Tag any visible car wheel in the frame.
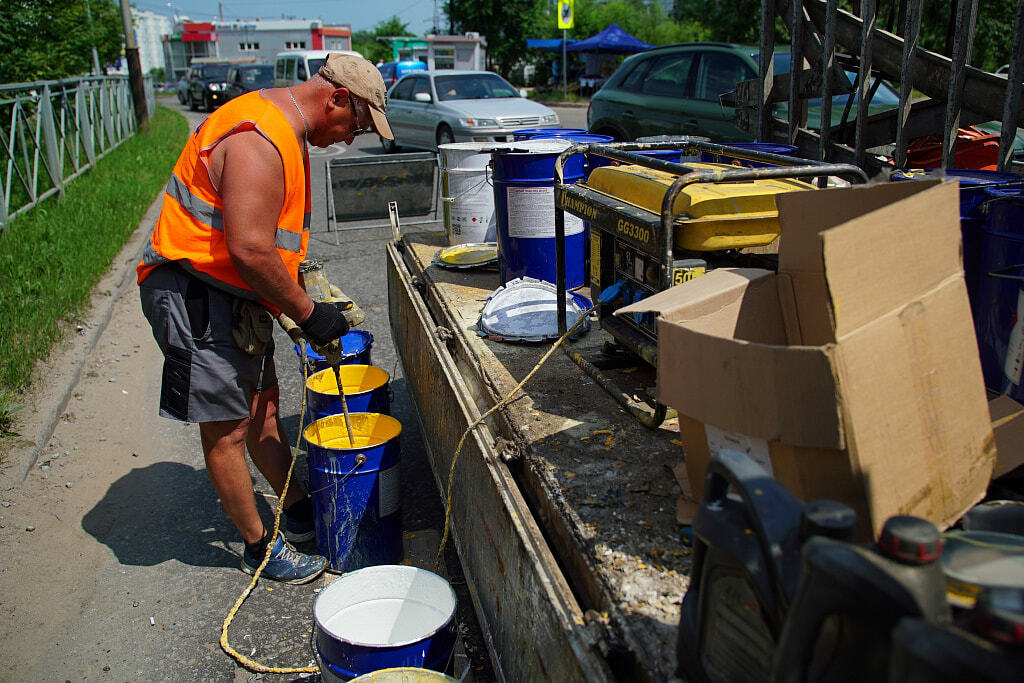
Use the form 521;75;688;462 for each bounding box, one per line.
381;136;399;154
188;92;198;111
436;125;455;147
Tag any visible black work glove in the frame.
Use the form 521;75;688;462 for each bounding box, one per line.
298;300;351;346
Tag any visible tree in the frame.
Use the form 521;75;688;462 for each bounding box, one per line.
444;0;549;76
0;0;123;83
352;16;418;65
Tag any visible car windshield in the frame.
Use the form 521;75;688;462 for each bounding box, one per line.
242;66;274;85
764;52;900;107
434;74;520;101
204;64;230;80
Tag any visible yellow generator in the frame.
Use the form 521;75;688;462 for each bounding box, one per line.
553;142;867;360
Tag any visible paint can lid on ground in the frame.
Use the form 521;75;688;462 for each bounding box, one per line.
432;243;498;269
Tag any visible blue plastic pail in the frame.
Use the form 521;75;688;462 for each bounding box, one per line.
491;139;586;287
313;565;457;681
975;192;1024;399
304;413;403;573
891;168;1023;217
304;365;391;424
700;142;798;167
293;330;374;375
891;171;1024;311
512;127;585;141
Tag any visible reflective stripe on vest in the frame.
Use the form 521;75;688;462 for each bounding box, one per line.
165;173;307;252
137;92;310;301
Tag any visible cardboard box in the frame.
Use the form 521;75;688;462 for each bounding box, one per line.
990;394;1024;479
619;179;995;538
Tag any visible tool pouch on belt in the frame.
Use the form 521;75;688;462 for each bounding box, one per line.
232;299;274;356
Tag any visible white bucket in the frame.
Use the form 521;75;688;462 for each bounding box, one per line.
439;142;515;246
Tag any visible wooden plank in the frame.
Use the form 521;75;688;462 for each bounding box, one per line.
942;0;979;167
387;242;614;682
894;0;923;168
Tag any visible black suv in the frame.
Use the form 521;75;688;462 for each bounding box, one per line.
187;62;231;112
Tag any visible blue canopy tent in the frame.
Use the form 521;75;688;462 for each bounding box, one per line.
565;24;652;92
526;38;577;51
565;23;653;54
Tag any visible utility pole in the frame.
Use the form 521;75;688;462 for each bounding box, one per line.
119;0;149;130
84;0;102;75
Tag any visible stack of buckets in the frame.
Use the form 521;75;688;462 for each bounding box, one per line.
892;169;1024;401
296;333;460;680
438;129;617;289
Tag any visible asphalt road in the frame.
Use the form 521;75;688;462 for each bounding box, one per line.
0;94;586;681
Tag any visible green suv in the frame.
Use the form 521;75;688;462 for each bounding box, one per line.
587;42;760;142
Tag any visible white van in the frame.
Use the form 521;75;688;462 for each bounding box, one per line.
273;50;361;88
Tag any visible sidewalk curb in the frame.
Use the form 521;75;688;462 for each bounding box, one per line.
1;194;163;491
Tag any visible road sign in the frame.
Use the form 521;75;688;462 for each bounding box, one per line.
557;0;574;29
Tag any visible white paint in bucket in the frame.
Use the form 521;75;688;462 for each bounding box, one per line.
439;142;516;245
314;565;456;646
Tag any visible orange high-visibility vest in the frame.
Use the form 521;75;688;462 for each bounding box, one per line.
137;92;310;304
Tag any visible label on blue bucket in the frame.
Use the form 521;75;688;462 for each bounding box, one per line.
379;464;401;517
506;186;583;237
1005;289;1024;386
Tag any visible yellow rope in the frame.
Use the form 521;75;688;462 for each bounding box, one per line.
220;344;319;675
434;305;595;571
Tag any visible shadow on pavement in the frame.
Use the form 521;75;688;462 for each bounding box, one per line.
82;461;273;568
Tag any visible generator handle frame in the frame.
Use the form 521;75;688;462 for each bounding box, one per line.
553;141;868;336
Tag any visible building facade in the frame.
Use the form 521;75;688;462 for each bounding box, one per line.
163;19;352;79
385;33;486;71
133;9;174;76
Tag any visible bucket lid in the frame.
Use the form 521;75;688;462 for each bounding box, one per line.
349;668;458;682
941;530;1024;604
477;277;591;342
293;329;373;362
432;242;498;269
636;135;710;144
492;139;572;155
894;168;1024;187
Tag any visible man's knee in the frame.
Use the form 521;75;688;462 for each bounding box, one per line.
200;417;250;454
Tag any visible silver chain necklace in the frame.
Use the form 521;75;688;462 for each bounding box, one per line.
286;87;308;144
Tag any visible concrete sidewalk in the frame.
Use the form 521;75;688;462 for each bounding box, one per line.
0;106;492;679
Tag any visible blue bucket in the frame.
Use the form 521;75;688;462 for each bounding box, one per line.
313;565;458;681
512;127;585;141
975;192;1024;399
891;171;1024;311
891;168;1024;217
304;365;391;424
700;142;798;167
293;330;374;375
491;139;586;287
304;413;403;572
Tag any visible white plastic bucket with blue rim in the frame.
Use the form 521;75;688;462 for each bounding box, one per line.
313;565;458;681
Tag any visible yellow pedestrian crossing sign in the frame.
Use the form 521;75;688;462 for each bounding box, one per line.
558;0;574;29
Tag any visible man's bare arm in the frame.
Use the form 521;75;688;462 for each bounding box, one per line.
217;129;313;321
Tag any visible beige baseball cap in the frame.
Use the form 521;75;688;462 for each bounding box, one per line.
319;53;394;139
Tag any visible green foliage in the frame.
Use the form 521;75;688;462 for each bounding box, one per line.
352;16;419;65
0;105;188;395
445;0;549;76
149;67;167;82
0;0;123;83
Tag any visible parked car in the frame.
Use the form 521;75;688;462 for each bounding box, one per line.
274;50;361;88
225;64;275;101
176;73;190;104
378;59;427;87
587;42;900;142
381;70;559;153
187;62;231;112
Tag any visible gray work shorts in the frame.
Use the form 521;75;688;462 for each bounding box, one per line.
140;265;277;423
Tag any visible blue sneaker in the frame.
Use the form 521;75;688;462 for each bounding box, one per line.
241;531;327;584
282;510;315;543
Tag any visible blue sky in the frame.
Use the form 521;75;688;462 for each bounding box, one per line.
132;0;443;34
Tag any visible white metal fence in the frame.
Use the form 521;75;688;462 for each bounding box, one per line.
0;75;153;231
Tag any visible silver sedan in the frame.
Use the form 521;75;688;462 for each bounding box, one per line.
380;70;559;153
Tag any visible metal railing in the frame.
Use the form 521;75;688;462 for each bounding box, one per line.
0;75;153;231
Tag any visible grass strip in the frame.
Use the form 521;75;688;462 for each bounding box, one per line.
0;104;188;418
